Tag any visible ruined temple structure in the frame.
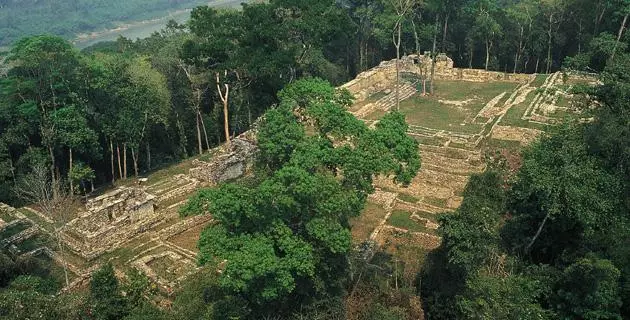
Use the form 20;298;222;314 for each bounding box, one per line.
59;130;259;261
342;53;531;103
189;131;258;185
61;187;160;260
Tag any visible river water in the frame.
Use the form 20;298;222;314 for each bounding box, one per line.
73;0;244;49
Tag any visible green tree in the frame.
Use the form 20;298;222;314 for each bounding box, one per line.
589;32;626;70
553;257;622;320
457;274;553;320
117;57;171;177
50;105;98;194
181;79;419;316
438;170;505;277
68;162;96;195
506;1;536;73
503;126;624;263
470;0;503;70
6;35;82;194
123;268;155;310
89;264;128;320
0;287;61;320
540;0;567;73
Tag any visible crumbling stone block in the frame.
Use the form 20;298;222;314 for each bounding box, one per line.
342;54;530;103
62;187;160;260
189;136;258;185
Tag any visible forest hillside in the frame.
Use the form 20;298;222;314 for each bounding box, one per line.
1;0;630;319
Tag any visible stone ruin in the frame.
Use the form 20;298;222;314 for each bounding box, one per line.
61;187;160;260
0;203;63;274
189;132;258;185
57;130;258;261
0;203;38;253
342;53;531;103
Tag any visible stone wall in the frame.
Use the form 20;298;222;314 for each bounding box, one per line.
189;134;258;185
342;55;427;102
342;54;531;102
158;214;214;240
62;187;161;260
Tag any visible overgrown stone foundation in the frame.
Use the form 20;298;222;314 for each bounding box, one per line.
342;54;531;103
56;130;258;262
62;187;159;260
189;134;257;185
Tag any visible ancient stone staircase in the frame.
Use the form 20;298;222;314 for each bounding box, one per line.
353;82;417;118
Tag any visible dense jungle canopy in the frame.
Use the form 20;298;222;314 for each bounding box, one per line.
1;0;630;319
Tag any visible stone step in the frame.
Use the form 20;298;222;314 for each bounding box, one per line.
422;152;484;171
419;144;481;159
423;163;483;176
416;168;470;188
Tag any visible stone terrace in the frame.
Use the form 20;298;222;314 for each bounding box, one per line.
345;55;592;256
2;132;258;293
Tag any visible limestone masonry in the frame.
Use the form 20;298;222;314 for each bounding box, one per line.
342;54;531;103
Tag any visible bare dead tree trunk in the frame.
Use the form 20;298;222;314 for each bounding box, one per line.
514;25;524;74
146;142;151;171
216;72;231;145
123;143;127;179
411;19;421;56
117;143;122;180
611;13;629;61
526;212;550;252
391;0;417;105
14;164;70;287
180;63;209;154
393;20;402;111
48;145;57;199
546;14;553;74
110;139;115;184
196;111;203;155
131;147;139;177
431;16;439;95
594;4;606;34
535;57;540;74
8;155;15;184
199;111;211;151
441;12;450;53
222;92;230;144
524;56;530;72
69;147;73;195
485;40;491;70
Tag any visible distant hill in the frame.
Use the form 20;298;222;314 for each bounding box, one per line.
0;0;210;46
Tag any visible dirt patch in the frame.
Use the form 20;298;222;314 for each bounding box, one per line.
167;221;211;252
376;226;438;284
147;255;191;282
491;125;543;144
477;92;507;118
376;226;441;250
351;202;389;243
438;98;476;107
